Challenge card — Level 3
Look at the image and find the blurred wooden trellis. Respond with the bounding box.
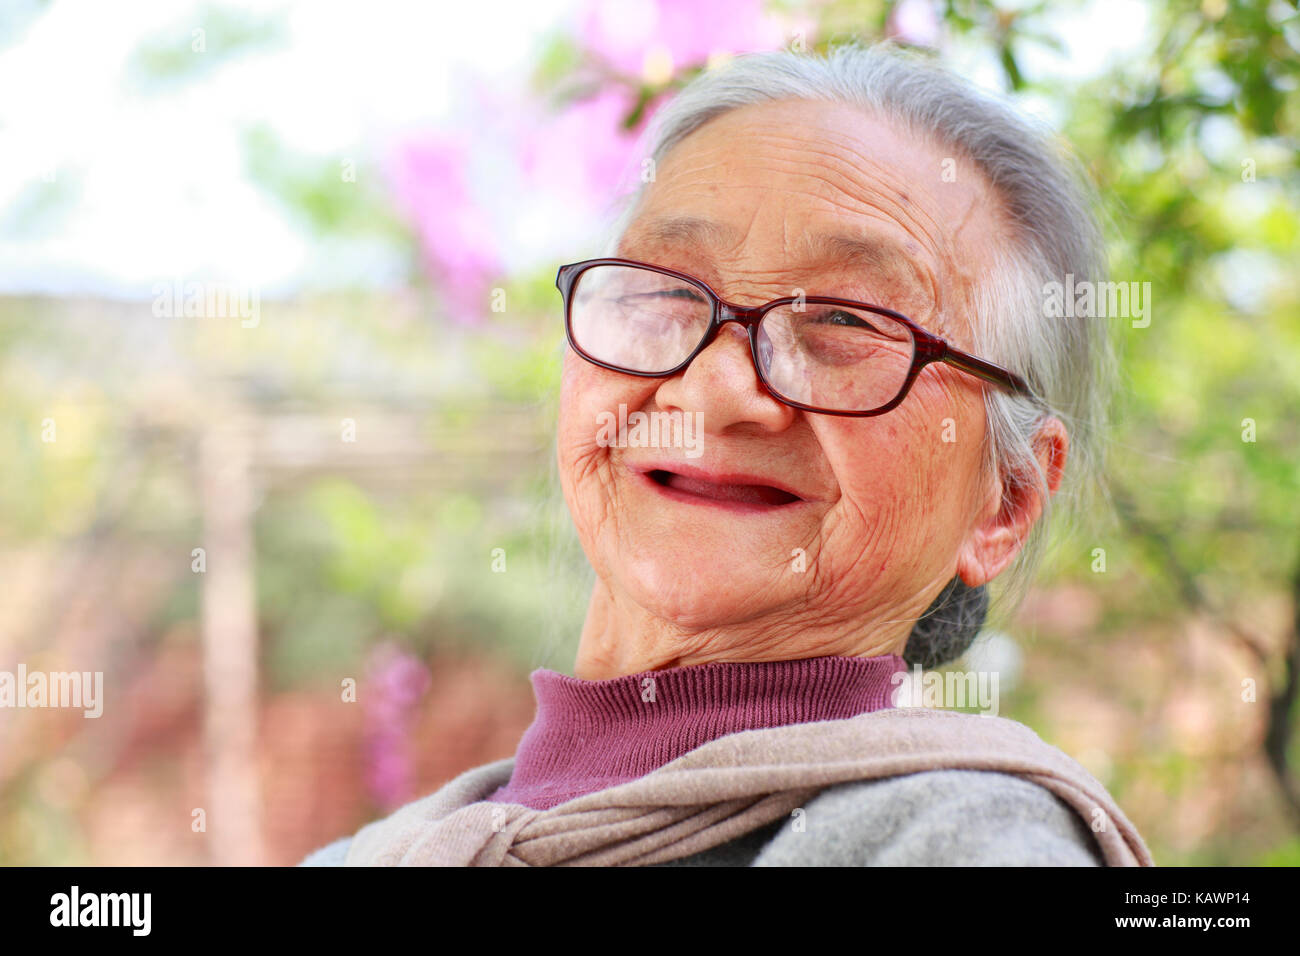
[0,292,554,864]
[191,397,548,865]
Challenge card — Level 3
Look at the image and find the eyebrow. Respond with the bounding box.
[630,215,738,251]
[626,215,926,288]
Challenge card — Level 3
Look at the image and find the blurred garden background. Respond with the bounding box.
[0,0,1297,866]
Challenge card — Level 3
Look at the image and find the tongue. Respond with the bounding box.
[664,473,797,506]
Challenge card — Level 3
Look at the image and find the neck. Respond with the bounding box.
[574,581,910,680]
[488,652,908,811]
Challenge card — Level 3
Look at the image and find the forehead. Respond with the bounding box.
[619,98,1006,321]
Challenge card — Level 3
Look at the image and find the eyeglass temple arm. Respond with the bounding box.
[940,346,1036,399]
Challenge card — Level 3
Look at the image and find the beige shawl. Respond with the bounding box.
[344,707,1153,866]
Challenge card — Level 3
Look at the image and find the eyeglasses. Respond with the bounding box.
[556,257,1035,417]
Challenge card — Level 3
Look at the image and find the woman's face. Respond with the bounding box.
[559,98,1045,675]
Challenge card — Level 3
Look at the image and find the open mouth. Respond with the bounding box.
[645,469,802,508]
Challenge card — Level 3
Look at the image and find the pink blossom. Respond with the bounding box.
[385,1,797,322]
[387,86,646,310]
[887,0,943,49]
[385,132,503,325]
[579,0,786,79]
[518,87,644,212]
[362,643,431,811]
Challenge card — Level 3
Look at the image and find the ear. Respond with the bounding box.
[955,416,1068,588]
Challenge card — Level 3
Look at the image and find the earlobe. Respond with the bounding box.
[954,416,1069,589]
[954,521,1021,589]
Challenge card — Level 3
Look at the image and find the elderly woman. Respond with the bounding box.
[302,42,1150,867]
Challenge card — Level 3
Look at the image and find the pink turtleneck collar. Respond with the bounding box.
[487,653,907,810]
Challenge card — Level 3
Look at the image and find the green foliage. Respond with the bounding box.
[257,477,435,689]
[1256,836,1300,865]
[242,125,408,240]
[1065,0,1300,624]
[127,4,285,90]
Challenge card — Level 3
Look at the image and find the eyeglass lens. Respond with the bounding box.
[569,263,917,413]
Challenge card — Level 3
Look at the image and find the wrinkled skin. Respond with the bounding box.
[558,98,1067,680]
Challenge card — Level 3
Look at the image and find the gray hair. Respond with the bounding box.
[590,41,1115,667]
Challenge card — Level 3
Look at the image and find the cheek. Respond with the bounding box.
[557,353,659,536]
[557,358,606,512]
[818,385,984,560]
[558,352,654,461]
[824,418,928,522]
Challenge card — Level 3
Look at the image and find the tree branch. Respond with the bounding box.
[1110,481,1300,830]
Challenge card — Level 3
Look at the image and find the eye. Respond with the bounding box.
[811,309,883,333]
[622,286,708,305]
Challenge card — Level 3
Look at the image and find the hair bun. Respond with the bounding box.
[903,577,988,669]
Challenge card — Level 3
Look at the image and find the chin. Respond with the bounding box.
[611,549,784,633]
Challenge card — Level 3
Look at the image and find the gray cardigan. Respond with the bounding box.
[299,768,1103,866]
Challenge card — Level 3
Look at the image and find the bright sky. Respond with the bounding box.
[0,0,1150,299]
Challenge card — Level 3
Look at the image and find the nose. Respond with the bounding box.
[653,316,796,433]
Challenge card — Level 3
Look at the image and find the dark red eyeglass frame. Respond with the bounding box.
[556,257,1036,417]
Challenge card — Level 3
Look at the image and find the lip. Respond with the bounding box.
[629,461,810,514]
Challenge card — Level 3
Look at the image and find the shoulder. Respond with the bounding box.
[751,769,1104,867]
[299,756,516,866]
[298,835,353,867]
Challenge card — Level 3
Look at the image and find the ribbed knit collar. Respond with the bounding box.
[487,653,907,811]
